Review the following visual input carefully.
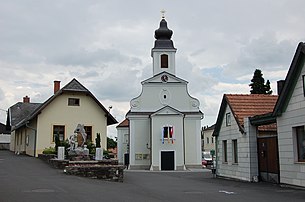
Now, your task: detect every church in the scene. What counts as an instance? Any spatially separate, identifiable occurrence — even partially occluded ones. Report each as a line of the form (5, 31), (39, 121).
(117, 16), (203, 171)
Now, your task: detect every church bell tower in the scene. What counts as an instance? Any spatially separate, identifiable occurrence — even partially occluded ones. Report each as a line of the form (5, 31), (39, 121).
(151, 16), (177, 76)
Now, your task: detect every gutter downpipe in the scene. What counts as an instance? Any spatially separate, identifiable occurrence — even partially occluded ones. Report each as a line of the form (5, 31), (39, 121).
(183, 114), (186, 170)
(26, 122), (37, 157)
(215, 135), (218, 177)
(149, 115), (152, 170)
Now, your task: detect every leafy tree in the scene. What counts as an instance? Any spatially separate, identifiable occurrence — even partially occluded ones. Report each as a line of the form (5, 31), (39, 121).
(249, 69), (272, 94)
(107, 137), (117, 149)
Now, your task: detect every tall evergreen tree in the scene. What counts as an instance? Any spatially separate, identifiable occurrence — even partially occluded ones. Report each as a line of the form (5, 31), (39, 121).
(265, 80), (273, 94)
(249, 69), (272, 94)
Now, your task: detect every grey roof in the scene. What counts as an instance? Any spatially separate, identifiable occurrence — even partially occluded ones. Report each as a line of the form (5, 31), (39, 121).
(0, 122), (11, 134)
(126, 108), (203, 117)
(9, 102), (41, 130)
(10, 78), (117, 131)
(202, 124), (215, 131)
(61, 78), (88, 92)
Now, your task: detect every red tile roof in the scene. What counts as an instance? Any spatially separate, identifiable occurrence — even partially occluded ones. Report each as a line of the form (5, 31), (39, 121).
(226, 94), (278, 127)
(116, 118), (129, 128)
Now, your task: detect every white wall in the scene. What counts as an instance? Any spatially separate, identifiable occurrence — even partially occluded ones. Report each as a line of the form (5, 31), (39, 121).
(117, 126), (129, 164)
(277, 62), (305, 187)
(131, 82), (200, 113)
(152, 49), (176, 76)
(9, 131), (15, 151)
(0, 134), (10, 150)
(203, 128), (215, 152)
(128, 117), (150, 169)
(151, 113), (184, 170)
(216, 105), (258, 181)
(184, 116), (202, 168)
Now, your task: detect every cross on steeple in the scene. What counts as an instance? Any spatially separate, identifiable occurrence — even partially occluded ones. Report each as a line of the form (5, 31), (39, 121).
(161, 9), (166, 19)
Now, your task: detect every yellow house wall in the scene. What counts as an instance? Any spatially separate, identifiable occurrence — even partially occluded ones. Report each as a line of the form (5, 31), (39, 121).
(35, 93), (107, 156)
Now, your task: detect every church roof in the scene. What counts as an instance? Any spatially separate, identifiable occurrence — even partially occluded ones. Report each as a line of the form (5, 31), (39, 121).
(126, 108), (203, 117)
(116, 118), (129, 128)
(141, 71), (188, 84)
(153, 18), (176, 49)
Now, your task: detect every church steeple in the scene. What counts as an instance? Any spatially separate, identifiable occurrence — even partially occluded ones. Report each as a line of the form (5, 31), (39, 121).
(153, 18), (175, 49)
(151, 16), (177, 76)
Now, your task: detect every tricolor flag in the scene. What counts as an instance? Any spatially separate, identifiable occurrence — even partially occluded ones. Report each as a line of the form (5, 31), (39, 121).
(162, 127), (165, 144)
(170, 127), (174, 144)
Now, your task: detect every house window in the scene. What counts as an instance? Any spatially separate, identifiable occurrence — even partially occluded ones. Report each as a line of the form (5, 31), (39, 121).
(223, 140), (227, 163)
(211, 137), (214, 144)
(296, 126), (305, 162)
(68, 98), (80, 106)
(53, 125), (65, 142)
(84, 126), (92, 142)
(302, 75), (305, 97)
(207, 137), (209, 144)
(226, 113), (231, 126)
(232, 139), (238, 164)
(161, 54), (168, 68)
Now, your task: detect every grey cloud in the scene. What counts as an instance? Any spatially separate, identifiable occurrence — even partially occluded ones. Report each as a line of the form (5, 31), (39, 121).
(0, 88), (4, 101)
(176, 56), (217, 94)
(224, 32), (296, 77)
(48, 48), (143, 68)
(48, 49), (126, 66)
(91, 68), (144, 102)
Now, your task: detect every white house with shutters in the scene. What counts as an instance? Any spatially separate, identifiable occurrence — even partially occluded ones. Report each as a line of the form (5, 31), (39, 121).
(122, 17), (203, 171)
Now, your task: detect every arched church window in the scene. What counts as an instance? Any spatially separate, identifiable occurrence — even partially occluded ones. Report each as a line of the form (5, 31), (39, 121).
(161, 54), (168, 68)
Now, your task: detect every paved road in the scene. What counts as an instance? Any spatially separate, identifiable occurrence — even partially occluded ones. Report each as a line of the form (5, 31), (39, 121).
(1, 150), (305, 202)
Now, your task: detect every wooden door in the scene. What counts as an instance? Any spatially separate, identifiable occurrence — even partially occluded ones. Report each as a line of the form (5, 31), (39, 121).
(257, 137), (279, 183)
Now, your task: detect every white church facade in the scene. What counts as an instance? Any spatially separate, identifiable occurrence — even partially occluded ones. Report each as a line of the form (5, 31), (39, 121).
(118, 17), (203, 170)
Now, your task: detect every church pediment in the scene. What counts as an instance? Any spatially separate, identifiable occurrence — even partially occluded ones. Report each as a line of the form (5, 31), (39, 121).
(151, 106), (184, 117)
(141, 72), (187, 85)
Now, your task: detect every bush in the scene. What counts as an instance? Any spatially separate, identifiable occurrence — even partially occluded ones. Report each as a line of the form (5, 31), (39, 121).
(86, 140), (96, 154)
(42, 147), (56, 154)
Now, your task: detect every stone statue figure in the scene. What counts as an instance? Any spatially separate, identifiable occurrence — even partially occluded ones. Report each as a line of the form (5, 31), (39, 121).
(68, 124), (88, 156)
(74, 124), (87, 147)
(68, 133), (77, 151)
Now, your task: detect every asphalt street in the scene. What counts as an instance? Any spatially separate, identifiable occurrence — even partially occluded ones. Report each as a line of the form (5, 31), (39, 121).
(0, 150), (305, 202)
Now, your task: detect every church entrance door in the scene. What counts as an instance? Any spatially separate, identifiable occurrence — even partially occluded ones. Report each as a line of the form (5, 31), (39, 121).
(161, 151), (174, 170)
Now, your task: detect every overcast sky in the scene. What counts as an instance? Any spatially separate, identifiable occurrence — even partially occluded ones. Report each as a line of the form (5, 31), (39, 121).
(1, 0), (305, 138)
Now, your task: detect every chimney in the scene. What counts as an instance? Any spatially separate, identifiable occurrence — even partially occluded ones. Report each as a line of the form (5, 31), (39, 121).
(54, 80), (61, 94)
(23, 96), (30, 103)
(277, 80), (285, 95)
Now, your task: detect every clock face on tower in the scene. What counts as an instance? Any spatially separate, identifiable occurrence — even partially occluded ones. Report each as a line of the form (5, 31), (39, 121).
(161, 75), (168, 82)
